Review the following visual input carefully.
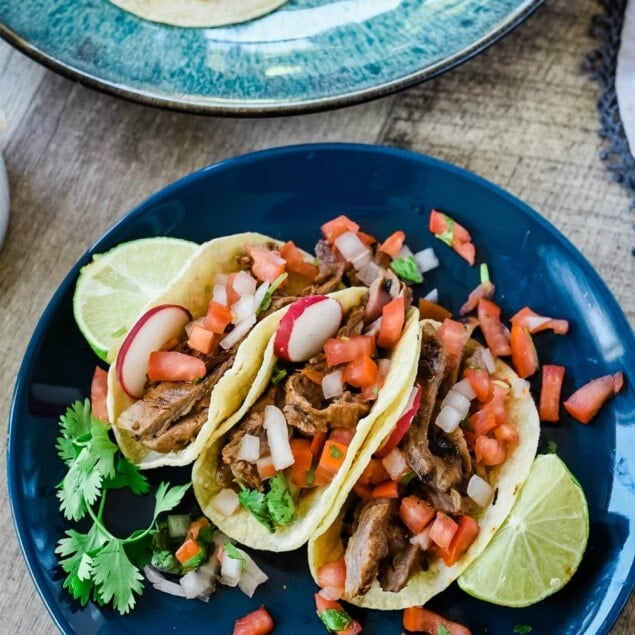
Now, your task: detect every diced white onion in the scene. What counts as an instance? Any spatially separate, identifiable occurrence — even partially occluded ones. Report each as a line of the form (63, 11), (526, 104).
(510, 376), (531, 398)
(180, 569), (211, 600)
(231, 294), (256, 324)
(377, 358), (391, 378)
(334, 231), (371, 263)
(211, 488), (240, 517)
(442, 390), (471, 419)
(415, 247), (440, 273)
(212, 283), (228, 307)
(253, 280), (270, 310)
(481, 347), (497, 374)
(234, 546), (268, 598)
(396, 244), (414, 260)
(232, 270), (257, 297)
(525, 316), (551, 332)
(451, 378), (477, 402)
(467, 474), (494, 507)
(435, 405), (463, 433)
(220, 314), (257, 350)
(350, 248), (372, 270)
(237, 434), (260, 462)
(410, 526), (432, 551)
(238, 570), (262, 598)
(356, 261), (384, 286)
(381, 447), (410, 481)
(263, 406), (295, 471)
(144, 565), (188, 598)
(220, 550), (243, 587)
(322, 370), (344, 400)
(423, 287), (439, 303)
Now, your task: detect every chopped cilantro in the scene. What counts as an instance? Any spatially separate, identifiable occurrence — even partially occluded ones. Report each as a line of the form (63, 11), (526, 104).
(547, 440), (558, 454)
(306, 469), (315, 486)
(55, 400), (190, 614)
(329, 445), (343, 459)
(513, 626), (533, 634)
(435, 213), (455, 246)
(271, 360), (291, 385)
(257, 272), (288, 314)
(237, 484), (275, 532)
(437, 627), (451, 635)
(480, 262), (491, 284)
(223, 542), (246, 569)
(318, 608), (352, 632)
(267, 473), (296, 526)
(390, 255), (423, 284)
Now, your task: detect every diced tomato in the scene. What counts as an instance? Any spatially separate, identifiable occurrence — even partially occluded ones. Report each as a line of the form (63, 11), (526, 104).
(321, 215), (360, 244)
(428, 512), (459, 550)
(468, 405), (497, 436)
(539, 364), (566, 422)
(343, 354), (378, 388)
(399, 495), (436, 535)
(257, 456), (276, 480)
(290, 467), (313, 488)
(204, 300), (233, 333)
(90, 366), (109, 422)
(358, 458), (391, 485)
(418, 298), (452, 322)
(289, 438), (313, 472)
(301, 368), (325, 385)
(494, 422), (520, 446)
(429, 209), (476, 265)
(317, 557), (347, 590)
(375, 384), (422, 458)
(324, 335), (376, 367)
(459, 280), (495, 316)
(187, 517), (211, 540)
(147, 351), (206, 383)
(563, 372), (624, 424)
(310, 430), (327, 456)
(315, 440), (348, 484)
(441, 515), (480, 566)
(357, 230), (377, 246)
(187, 323), (218, 355)
(371, 479), (400, 499)
(330, 428), (356, 446)
(403, 606), (471, 635)
(280, 241), (319, 280)
(464, 367), (492, 402)
(233, 607), (274, 635)
(338, 621), (363, 635)
(477, 298), (511, 356)
(510, 306), (570, 335)
(510, 322), (539, 379)
(175, 538), (203, 565)
(439, 319), (468, 358)
(353, 481), (373, 502)
(248, 244), (286, 283)
(474, 435), (506, 466)
(314, 591), (344, 613)
(377, 295), (405, 349)
(379, 230), (406, 258)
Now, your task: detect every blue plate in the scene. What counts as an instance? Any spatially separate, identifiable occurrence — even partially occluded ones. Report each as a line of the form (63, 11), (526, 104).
(8, 144), (634, 633)
(0, 0), (543, 115)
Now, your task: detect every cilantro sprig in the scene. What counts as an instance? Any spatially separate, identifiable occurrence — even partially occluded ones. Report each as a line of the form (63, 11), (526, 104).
(55, 399), (190, 614)
(237, 472), (296, 532)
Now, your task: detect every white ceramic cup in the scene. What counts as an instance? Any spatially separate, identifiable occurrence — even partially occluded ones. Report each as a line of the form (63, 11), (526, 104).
(0, 152), (8, 249)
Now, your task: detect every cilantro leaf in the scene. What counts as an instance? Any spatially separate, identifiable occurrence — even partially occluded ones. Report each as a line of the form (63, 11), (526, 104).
(391, 255), (423, 284)
(92, 539), (144, 614)
(437, 627), (451, 635)
(104, 456), (150, 494)
(152, 482), (191, 520)
(238, 485), (275, 532)
(513, 626), (533, 634)
(318, 608), (352, 631)
(271, 360), (291, 385)
(58, 399), (93, 442)
(267, 473), (295, 527)
(257, 272), (288, 314)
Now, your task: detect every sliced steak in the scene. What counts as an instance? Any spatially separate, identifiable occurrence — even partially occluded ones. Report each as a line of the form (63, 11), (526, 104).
(312, 239), (346, 294)
(345, 498), (395, 597)
(378, 521), (421, 594)
(142, 408), (209, 453)
(117, 380), (211, 440)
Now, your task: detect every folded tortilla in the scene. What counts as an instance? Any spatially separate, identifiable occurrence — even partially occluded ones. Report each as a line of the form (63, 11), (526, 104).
(106, 232), (313, 469)
(307, 319), (540, 610)
(106, 0), (289, 27)
(192, 287), (422, 552)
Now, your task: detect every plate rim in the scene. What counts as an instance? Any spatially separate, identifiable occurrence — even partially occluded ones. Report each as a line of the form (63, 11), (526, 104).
(0, 0), (545, 116)
(7, 142), (634, 633)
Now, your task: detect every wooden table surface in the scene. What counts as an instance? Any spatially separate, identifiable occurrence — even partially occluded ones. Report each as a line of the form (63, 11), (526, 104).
(0, 0), (633, 632)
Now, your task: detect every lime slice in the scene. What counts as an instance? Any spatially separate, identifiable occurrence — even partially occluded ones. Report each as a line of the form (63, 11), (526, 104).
(458, 453), (589, 607)
(73, 237), (198, 362)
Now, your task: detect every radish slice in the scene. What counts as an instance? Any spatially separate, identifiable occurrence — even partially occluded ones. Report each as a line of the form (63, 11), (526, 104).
(274, 295), (343, 362)
(116, 304), (192, 399)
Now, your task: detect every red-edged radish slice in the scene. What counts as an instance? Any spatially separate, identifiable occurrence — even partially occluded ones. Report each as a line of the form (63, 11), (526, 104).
(116, 304), (192, 398)
(274, 295), (343, 362)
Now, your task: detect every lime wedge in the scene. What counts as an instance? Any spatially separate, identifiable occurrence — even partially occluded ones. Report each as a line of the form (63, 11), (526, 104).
(73, 237), (198, 362)
(458, 453), (589, 607)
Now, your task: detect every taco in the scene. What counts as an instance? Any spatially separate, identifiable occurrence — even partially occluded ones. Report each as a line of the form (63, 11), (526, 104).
(107, 231), (340, 469)
(105, 0), (289, 28)
(192, 285), (421, 552)
(307, 319), (540, 609)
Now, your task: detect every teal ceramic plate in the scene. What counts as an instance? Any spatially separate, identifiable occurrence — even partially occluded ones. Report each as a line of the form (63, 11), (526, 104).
(0, 0), (543, 115)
